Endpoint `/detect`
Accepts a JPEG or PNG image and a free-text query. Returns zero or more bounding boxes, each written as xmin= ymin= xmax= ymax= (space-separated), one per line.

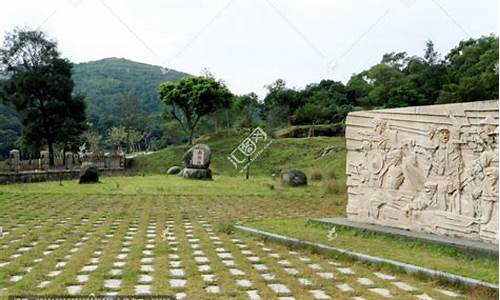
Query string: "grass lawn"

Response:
xmin=0 ymin=174 xmax=345 ymax=200
xmin=242 ymin=218 xmax=499 ymax=284
xmin=0 ymin=175 xmax=497 ymax=299
xmin=130 ymin=134 xmax=347 ymax=182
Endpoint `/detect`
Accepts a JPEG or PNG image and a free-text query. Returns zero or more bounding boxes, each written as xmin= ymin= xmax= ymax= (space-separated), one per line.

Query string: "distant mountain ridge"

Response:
xmin=72 ymin=57 xmax=190 ymax=132
xmin=0 ymin=57 xmax=190 ymax=154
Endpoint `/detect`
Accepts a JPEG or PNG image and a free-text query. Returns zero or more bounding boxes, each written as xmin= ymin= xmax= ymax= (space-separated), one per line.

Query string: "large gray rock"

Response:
xmin=167 ymin=166 xmax=182 ymax=175
xmin=183 ymin=144 xmax=211 ymax=169
xmin=79 ymin=162 xmax=99 ymax=184
xmin=280 ymin=169 xmax=307 ymax=187
xmin=181 ymin=168 xmax=212 ymax=180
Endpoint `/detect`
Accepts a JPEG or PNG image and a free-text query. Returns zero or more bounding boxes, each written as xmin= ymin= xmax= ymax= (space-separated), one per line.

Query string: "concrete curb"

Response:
xmin=234 ymin=224 xmax=498 ymax=290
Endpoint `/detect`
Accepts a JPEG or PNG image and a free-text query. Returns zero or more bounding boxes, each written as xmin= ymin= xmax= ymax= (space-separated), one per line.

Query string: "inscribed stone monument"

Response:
xmin=345 ymin=100 xmax=498 ymax=243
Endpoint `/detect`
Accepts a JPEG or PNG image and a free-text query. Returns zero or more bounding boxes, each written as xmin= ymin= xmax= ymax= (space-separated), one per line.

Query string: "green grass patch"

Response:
xmin=243 ymin=217 xmax=499 ymax=284
xmin=0 ymin=175 xmax=344 ymax=199
xmin=130 ymin=134 xmax=346 ymax=183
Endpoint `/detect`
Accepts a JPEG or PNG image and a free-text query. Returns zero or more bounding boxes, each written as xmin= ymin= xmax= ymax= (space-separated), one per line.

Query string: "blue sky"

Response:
xmin=0 ymin=0 xmax=497 ymax=97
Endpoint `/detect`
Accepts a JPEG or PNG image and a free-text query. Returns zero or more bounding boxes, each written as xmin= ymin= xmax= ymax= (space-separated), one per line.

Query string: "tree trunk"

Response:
xmin=188 ymin=129 xmax=194 ymax=145
xmin=48 ymin=140 xmax=55 ymax=166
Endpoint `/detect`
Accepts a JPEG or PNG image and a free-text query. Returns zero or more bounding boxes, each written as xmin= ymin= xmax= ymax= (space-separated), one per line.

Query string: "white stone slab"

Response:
xmin=337 ymin=267 xmax=354 ymax=275
xmin=110 ymin=269 xmax=122 ymax=276
xmin=374 ymin=272 xmax=396 ymax=280
xmin=66 ymin=285 xmax=83 ymax=295
xmin=89 ymin=257 xmax=100 ymax=264
xmin=0 ymin=261 xmax=10 ymax=267
xmin=170 ymin=269 xmax=185 ymax=277
xmin=308 ymin=264 xmax=321 ymax=270
xmin=139 ymin=274 xmax=153 ymax=283
xmin=197 ymin=265 xmax=211 ymax=272
xmin=81 ymin=264 xmax=98 ymax=272
xmin=246 ymin=290 xmax=261 ymax=300
xmin=193 ymin=250 xmax=204 ymax=256
xmin=268 ymin=283 xmax=290 ymax=294
xmin=135 ymin=284 xmax=151 ymax=294
xmin=230 ymin=268 xmax=246 ymax=276
xmin=141 ymin=257 xmax=154 ymax=264
xmin=261 ymin=273 xmax=276 ymax=281
xmin=236 ymin=279 xmax=252 ymax=288
xmin=277 ymin=260 xmax=291 ymax=266
xmin=309 ymin=290 xmax=331 ymax=299
xmin=357 ymin=277 xmax=373 ymax=285
xmin=284 ymin=268 xmax=299 ymax=275
xmin=10 ymin=275 xmax=23 ymax=282
xmin=104 ymin=279 xmax=121 ymax=289
xmin=48 ymin=270 xmax=61 ymax=277
xmin=116 ymin=253 xmax=128 ymax=260
xmin=222 ymin=260 xmax=236 ymax=266
xmin=392 ymin=281 xmax=417 ymax=292
xmin=141 ymin=265 xmax=154 ymax=272
xmin=205 ymin=285 xmax=220 ymax=293
xmin=253 ymin=264 xmax=268 ymax=271
xmin=317 ymin=272 xmax=334 ymax=279
xmin=336 ymin=283 xmax=353 ymax=292
xmin=202 ymin=274 xmax=216 ymax=282
xmin=194 ymin=256 xmax=209 ymax=264
xmin=170 ymin=279 xmax=186 ymax=288
xmin=298 ymin=278 xmax=312 ymax=285
xmin=37 ymin=281 xmax=50 ymax=288
xmin=370 ymin=288 xmax=393 ymax=298
xmin=217 ymin=252 xmax=233 ymax=259
xmin=76 ymin=274 xmax=89 ymax=282
xmin=113 ymin=262 xmax=126 ymax=268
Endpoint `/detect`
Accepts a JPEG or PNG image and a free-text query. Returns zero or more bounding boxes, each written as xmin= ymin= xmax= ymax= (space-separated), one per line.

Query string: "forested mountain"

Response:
xmin=72 ymin=57 xmax=189 ymax=133
xmin=0 ymin=57 xmax=189 ymax=155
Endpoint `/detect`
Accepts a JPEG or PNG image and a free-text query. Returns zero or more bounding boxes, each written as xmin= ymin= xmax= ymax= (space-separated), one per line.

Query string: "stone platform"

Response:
xmin=311 ymin=217 xmax=498 ymax=257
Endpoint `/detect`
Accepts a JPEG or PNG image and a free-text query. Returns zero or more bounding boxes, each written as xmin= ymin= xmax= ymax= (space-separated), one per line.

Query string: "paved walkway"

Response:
xmin=0 ymin=214 xmax=464 ymax=299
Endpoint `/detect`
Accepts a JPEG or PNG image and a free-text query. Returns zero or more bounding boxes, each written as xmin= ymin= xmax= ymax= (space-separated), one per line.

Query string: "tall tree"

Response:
xmin=108 ymin=126 xmax=127 ymax=153
xmin=438 ymin=35 xmax=499 ymax=103
xmin=233 ymin=92 xmax=262 ymax=128
xmin=0 ymin=29 xmax=87 ymax=165
xmin=159 ymin=75 xmax=233 ymax=144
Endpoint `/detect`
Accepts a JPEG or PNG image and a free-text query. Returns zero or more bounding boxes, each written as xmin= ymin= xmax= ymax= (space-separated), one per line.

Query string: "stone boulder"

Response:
xmin=280 ymin=169 xmax=307 ymax=187
xmin=167 ymin=166 xmax=182 ymax=175
xmin=180 ymin=168 xmax=212 ymax=180
xmin=183 ymin=144 xmax=211 ymax=169
xmin=79 ymin=162 xmax=99 ymax=184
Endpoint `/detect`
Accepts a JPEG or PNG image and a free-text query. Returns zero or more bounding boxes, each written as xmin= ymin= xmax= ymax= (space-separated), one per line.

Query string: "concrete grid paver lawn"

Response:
xmin=0 ymin=193 xmax=467 ymax=299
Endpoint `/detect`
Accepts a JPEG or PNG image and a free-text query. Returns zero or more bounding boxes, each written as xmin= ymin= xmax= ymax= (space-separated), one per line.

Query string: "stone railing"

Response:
xmin=0 ymin=150 xmax=126 ymax=174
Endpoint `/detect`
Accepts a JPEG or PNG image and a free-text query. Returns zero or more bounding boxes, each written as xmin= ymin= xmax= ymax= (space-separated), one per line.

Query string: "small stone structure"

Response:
xmin=180 ymin=144 xmax=212 ymax=180
xmin=9 ymin=150 xmax=20 ymax=172
xmin=280 ymin=169 xmax=308 ymax=187
xmin=79 ymin=162 xmax=99 ymax=184
xmin=345 ymin=100 xmax=498 ymax=243
xmin=167 ymin=166 xmax=182 ymax=175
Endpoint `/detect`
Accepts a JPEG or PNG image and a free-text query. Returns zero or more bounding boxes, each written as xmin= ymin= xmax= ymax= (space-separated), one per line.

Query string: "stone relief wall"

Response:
xmin=346 ymin=100 xmax=499 ymax=243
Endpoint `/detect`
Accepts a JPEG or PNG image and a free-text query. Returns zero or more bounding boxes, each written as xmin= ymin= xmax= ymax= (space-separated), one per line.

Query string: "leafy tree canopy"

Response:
xmin=159 ymin=75 xmax=233 ymax=144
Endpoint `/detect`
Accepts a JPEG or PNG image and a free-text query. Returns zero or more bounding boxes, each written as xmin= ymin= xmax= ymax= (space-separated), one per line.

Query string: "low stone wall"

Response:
xmin=0 ymin=168 xmax=128 ymax=184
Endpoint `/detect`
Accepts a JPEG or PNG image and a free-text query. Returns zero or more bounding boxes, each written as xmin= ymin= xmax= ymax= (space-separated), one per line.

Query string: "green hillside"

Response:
xmin=72 ymin=57 xmax=189 ymax=132
xmin=130 ymin=132 xmax=346 ymax=187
